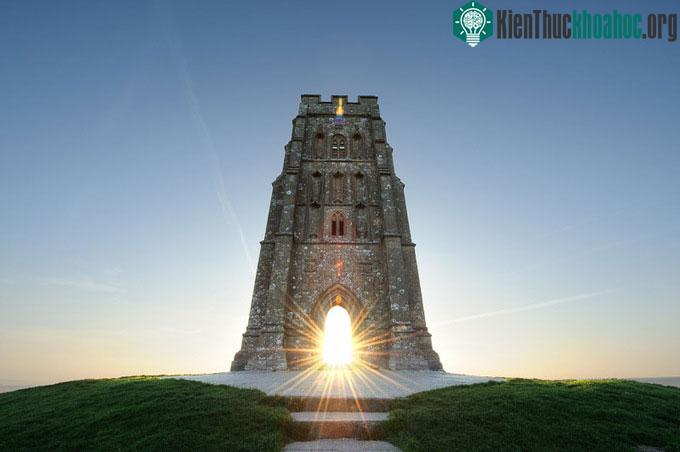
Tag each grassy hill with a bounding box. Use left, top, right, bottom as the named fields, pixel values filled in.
left=0, top=377, right=290, bottom=451
left=1, top=377, right=679, bottom=451
left=384, top=379, right=680, bottom=452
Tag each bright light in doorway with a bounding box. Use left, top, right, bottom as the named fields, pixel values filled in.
left=322, top=305, right=353, bottom=367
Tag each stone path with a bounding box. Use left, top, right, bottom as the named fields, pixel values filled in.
left=170, top=370, right=500, bottom=450
left=291, top=412, right=389, bottom=422
left=289, top=408, right=389, bottom=442
left=173, top=370, right=500, bottom=398
left=284, top=439, right=401, bottom=451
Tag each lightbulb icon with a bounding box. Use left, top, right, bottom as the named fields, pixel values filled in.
left=460, top=8, right=486, bottom=47
left=453, top=2, right=491, bottom=48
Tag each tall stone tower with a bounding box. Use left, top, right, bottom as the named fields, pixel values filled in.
left=231, top=95, right=442, bottom=371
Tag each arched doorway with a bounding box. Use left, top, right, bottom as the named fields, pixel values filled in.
left=322, top=305, right=353, bottom=366
left=310, top=284, right=366, bottom=368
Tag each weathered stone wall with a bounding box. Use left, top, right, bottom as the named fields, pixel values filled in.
left=231, top=95, right=442, bottom=371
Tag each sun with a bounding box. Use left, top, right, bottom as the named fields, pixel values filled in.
left=322, top=305, right=353, bottom=367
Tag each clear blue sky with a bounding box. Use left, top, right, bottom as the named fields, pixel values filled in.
left=1, top=0, right=679, bottom=385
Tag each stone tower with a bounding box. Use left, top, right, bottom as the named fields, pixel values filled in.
left=231, top=95, right=442, bottom=371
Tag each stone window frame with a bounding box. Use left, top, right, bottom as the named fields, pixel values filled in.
left=330, top=134, right=347, bottom=159
left=330, top=211, right=345, bottom=237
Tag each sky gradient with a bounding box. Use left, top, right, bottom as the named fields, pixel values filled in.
left=1, top=0, right=679, bottom=387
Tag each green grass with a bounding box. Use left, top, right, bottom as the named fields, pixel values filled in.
left=384, top=379, right=680, bottom=452
left=2, top=377, right=679, bottom=451
left=0, top=377, right=291, bottom=451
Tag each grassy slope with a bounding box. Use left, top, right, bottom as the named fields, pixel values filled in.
left=2, top=377, right=679, bottom=451
left=384, top=379, right=680, bottom=452
left=0, top=377, right=290, bottom=452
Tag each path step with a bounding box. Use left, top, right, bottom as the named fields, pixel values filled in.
left=280, top=396, right=393, bottom=412
left=290, top=411, right=389, bottom=440
left=291, top=412, right=389, bottom=422
left=284, top=439, right=401, bottom=451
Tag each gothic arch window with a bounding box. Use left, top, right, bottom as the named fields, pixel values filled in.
left=331, top=211, right=345, bottom=237
left=331, top=135, right=346, bottom=159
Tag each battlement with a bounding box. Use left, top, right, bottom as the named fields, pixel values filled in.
left=299, top=94, right=380, bottom=118
left=301, top=94, right=378, bottom=105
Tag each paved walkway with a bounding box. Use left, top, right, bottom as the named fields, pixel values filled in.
left=283, top=439, right=401, bottom=451
left=172, top=370, right=500, bottom=398
left=291, top=412, right=389, bottom=422
left=170, top=370, right=500, bottom=450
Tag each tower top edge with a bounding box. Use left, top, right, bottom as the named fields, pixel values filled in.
left=300, top=94, right=379, bottom=106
